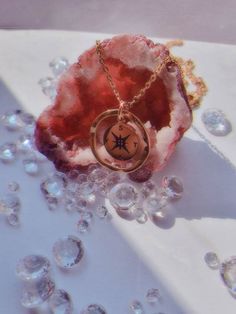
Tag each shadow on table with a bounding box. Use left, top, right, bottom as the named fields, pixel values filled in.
left=0, top=78, right=234, bottom=314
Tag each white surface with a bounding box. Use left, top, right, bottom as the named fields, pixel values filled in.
left=0, top=30, right=236, bottom=314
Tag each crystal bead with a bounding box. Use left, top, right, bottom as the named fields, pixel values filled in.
left=129, top=300, right=144, bottom=314
left=99, top=172, right=123, bottom=196
left=0, top=143, right=17, bottom=163
left=79, top=181, right=96, bottom=195
left=161, top=175, right=183, bottom=200
left=75, top=198, right=87, bottom=211
left=1, top=110, right=24, bottom=131
left=0, top=194, right=21, bottom=214
left=41, top=174, right=67, bottom=198
left=140, top=180, right=156, bottom=198
left=20, top=112, right=35, bottom=126
left=136, top=212, right=148, bottom=224
left=95, top=205, right=108, bottom=219
left=7, top=212, right=20, bottom=226
left=83, top=304, right=107, bottom=314
left=68, top=169, right=80, bottom=180
left=49, top=57, right=69, bottom=77
left=76, top=174, right=88, bottom=184
left=144, top=195, right=168, bottom=215
left=48, top=289, right=73, bottom=314
left=47, top=196, right=58, bottom=211
left=21, top=277, right=55, bottom=308
left=77, top=219, right=89, bottom=233
left=23, top=158, right=39, bottom=175
left=220, top=256, right=236, bottom=294
left=8, top=181, right=20, bottom=192
left=204, top=252, right=220, bottom=269
left=79, top=210, right=93, bottom=223
left=17, top=134, right=34, bottom=153
left=38, top=77, right=57, bottom=100
left=89, top=168, right=108, bottom=183
left=16, top=255, right=50, bottom=281
left=202, top=109, right=232, bottom=136
left=53, top=236, right=84, bottom=269
left=146, top=288, right=160, bottom=304
left=109, top=183, right=138, bottom=210
left=85, top=193, right=96, bottom=205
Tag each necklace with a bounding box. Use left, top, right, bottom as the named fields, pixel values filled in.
left=90, top=40, right=172, bottom=173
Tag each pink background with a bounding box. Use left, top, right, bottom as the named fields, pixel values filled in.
left=0, top=0, right=235, bottom=44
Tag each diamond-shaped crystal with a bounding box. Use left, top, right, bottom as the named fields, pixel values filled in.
left=0, top=143, right=17, bottom=163
left=146, top=288, right=160, bottom=304
left=83, top=304, right=107, bottom=314
left=140, top=180, right=156, bottom=199
left=220, top=256, right=236, bottom=294
left=48, top=289, right=73, bottom=314
left=1, top=110, right=24, bottom=131
left=49, top=57, right=69, bottom=77
left=202, top=109, right=232, bottom=136
left=23, top=158, right=39, bottom=175
left=161, top=175, right=183, bottom=200
left=77, top=219, right=89, bottom=233
left=144, top=195, right=168, bottom=214
left=7, top=212, right=20, bottom=226
left=129, top=300, right=144, bottom=314
left=204, top=252, right=220, bottom=269
left=0, top=193, right=20, bottom=214
left=41, top=173, right=67, bottom=198
left=95, top=205, right=108, bottom=219
left=38, top=77, right=57, bottom=100
left=109, top=183, right=138, bottom=210
left=16, top=255, right=50, bottom=281
left=53, top=236, right=84, bottom=269
left=17, top=134, right=34, bottom=153
left=89, top=168, right=108, bottom=184
left=136, top=212, right=148, bottom=224
left=21, top=277, right=55, bottom=308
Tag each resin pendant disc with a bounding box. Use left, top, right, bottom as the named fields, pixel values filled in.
left=90, top=109, right=149, bottom=172
left=104, top=122, right=139, bottom=161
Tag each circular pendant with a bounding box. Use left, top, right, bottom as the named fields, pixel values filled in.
left=90, top=109, right=150, bottom=172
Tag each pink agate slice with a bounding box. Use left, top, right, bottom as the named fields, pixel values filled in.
left=35, top=34, right=192, bottom=177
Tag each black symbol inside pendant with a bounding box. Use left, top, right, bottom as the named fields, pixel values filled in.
left=111, top=132, right=130, bottom=153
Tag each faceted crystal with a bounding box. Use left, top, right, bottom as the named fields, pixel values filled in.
left=204, top=252, right=220, bottom=269
left=0, top=194, right=20, bottom=214
left=140, top=180, right=156, bottom=199
left=23, top=158, right=39, bottom=175
left=47, top=196, right=58, bottom=211
left=109, top=183, right=138, bottom=210
left=79, top=181, right=96, bottom=195
left=220, top=256, right=236, bottom=294
left=83, top=304, right=107, bottom=314
left=38, top=77, right=57, bottom=100
left=77, top=219, right=89, bottom=233
left=21, top=277, right=55, bottom=308
left=16, top=255, right=50, bottom=281
left=1, top=110, right=24, bottom=131
left=8, top=181, right=20, bottom=192
left=146, top=288, right=160, bottom=304
left=53, top=236, right=84, bottom=269
left=161, top=175, right=183, bottom=200
left=7, top=212, right=20, bottom=226
left=17, top=134, right=34, bottom=153
left=99, top=172, right=123, bottom=196
left=20, top=112, right=35, bottom=126
left=76, top=174, right=87, bottom=184
left=89, top=168, right=108, bottom=184
left=129, top=300, right=144, bottom=314
left=79, top=210, right=93, bottom=223
left=41, top=174, right=67, bottom=198
left=49, top=57, right=69, bottom=77
left=144, top=195, right=168, bottom=215
left=48, top=289, right=73, bottom=314
left=136, top=212, right=148, bottom=224
left=95, top=205, right=108, bottom=219
left=202, top=109, right=232, bottom=136
left=0, top=143, right=17, bottom=163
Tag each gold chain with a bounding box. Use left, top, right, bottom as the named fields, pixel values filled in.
left=96, top=40, right=172, bottom=110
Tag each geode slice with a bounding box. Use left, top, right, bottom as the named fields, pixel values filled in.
left=35, top=34, right=192, bottom=173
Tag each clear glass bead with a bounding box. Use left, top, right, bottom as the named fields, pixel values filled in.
left=49, top=57, right=69, bottom=77
left=46, top=196, right=58, bottom=211
left=144, top=195, right=168, bottom=215
left=38, top=77, right=57, bottom=100
left=53, top=236, right=84, bottom=269
left=23, top=158, right=39, bottom=175
left=76, top=174, right=88, bottom=184
left=220, top=256, right=236, bottom=294
left=129, top=300, right=144, bottom=314
left=7, top=212, right=20, bottom=226
left=140, top=180, right=156, bottom=199
left=79, top=181, right=96, bottom=195
left=204, top=252, right=220, bottom=269
left=83, top=304, right=107, bottom=314
left=136, top=212, right=148, bottom=224
left=1, top=110, right=24, bottom=131
left=75, top=198, right=88, bottom=211
left=95, top=205, right=108, bottom=219
left=48, top=289, right=73, bottom=314
left=109, top=183, right=138, bottom=210
left=146, top=288, right=160, bottom=304
left=17, top=134, right=34, bottom=153
left=77, top=219, right=89, bottom=233
left=89, top=168, right=108, bottom=184
left=21, top=277, right=55, bottom=308
left=41, top=174, right=67, bottom=198
left=202, top=109, right=232, bottom=136
left=0, top=143, right=17, bottom=163
left=8, top=181, right=20, bottom=192
left=0, top=193, right=21, bottom=214
left=20, top=112, right=35, bottom=126
left=16, top=255, right=50, bottom=281
left=161, top=175, right=183, bottom=200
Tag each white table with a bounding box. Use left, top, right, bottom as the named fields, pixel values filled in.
left=0, top=30, right=236, bottom=314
